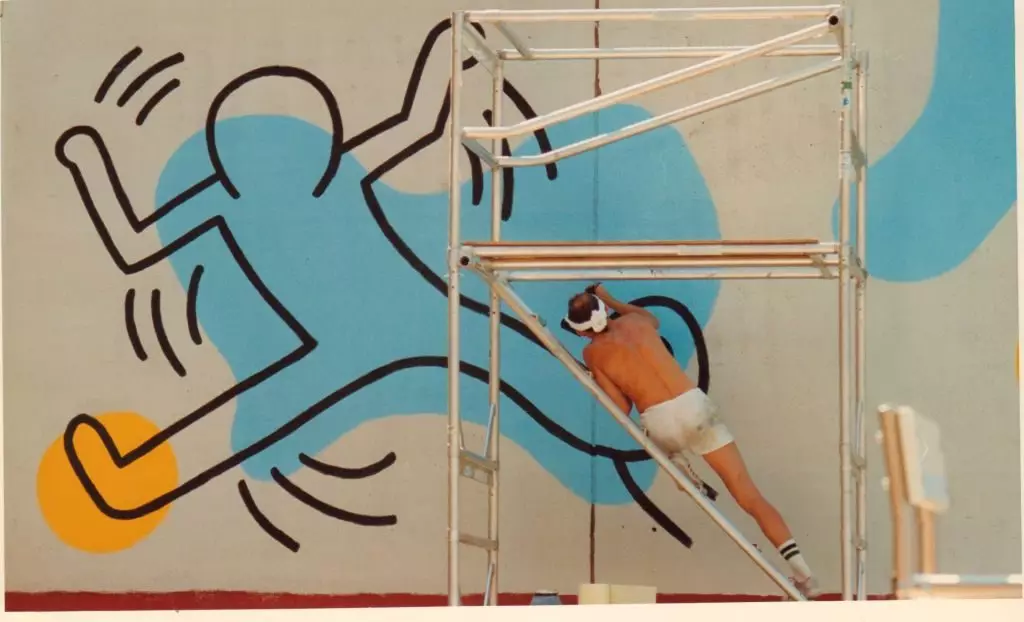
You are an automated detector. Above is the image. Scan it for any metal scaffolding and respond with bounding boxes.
[446,4,868,604]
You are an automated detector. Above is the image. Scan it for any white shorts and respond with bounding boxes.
[639,388,734,457]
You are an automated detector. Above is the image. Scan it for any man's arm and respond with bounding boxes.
[584,350,633,415]
[590,283,660,330]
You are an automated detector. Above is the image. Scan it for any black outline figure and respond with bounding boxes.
[53,19,715,552]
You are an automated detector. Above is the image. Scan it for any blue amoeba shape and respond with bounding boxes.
[153,104,719,505]
[832,0,1015,282]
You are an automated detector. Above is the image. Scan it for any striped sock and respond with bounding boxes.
[778,539,813,582]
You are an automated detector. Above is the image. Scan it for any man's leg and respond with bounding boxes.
[702,441,819,597]
[702,441,792,546]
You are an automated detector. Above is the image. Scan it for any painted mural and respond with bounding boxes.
[3,0,1020,609]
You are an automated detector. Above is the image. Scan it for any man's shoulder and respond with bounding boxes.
[582,342,604,365]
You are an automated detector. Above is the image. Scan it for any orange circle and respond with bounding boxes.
[36,411,178,553]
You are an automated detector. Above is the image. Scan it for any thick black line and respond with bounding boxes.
[481,109,515,221]
[124,288,147,361]
[206,67,342,200]
[186,265,204,345]
[95,47,143,104]
[499,80,558,181]
[462,144,484,206]
[136,79,181,126]
[271,468,397,527]
[298,451,396,479]
[117,52,185,107]
[151,289,186,377]
[237,480,301,552]
[614,458,693,549]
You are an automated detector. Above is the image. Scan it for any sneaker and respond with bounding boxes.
[792,576,821,600]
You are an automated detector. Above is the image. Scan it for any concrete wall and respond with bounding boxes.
[2,0,1019,609]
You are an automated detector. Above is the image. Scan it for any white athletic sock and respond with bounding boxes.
[778,539,813,581]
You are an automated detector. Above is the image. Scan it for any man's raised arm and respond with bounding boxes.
[589,283,659,330]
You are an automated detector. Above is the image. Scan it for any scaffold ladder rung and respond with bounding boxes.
[460,533,499,552]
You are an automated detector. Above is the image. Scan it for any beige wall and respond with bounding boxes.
[2,0,1019,603]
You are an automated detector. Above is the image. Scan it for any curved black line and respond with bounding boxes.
[135,79,181,126]
[117,52,185,107]
[298,451,396,479]
[150,289,186,378]
[462,144,484,206]
[481,110,515,221]
[96,47,143,104]
[500,80,558,181]
[614,459,693,548]
[186,265,204,345]
[124,288,147,361]
[206,66,343,199]
[271,468,397,527]
[498,137,515,221]
[237,480,300,552]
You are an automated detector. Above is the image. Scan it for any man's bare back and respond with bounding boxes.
[583,313,696,414]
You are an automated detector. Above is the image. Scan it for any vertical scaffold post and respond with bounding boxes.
[447,9,465,608]
[485,55,504,607]
[854,49,869,601]
[836,2,855,602]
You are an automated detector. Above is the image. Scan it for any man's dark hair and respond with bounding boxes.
[567,292,599,325]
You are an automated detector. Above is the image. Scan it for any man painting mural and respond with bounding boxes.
[565,283,819,599]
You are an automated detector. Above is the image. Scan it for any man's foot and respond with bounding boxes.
[792,576,820,600]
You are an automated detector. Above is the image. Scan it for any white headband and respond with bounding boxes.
[565,298,609,333]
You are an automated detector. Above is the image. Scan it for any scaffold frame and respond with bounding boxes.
[446,3,868,605]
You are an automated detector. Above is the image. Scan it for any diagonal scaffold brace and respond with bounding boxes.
[471,268,807,601]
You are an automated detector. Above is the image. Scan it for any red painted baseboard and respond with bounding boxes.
[4,591,895,611]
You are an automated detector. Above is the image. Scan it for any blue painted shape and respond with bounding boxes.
[154,104,719,505]
[832,0,1016,282]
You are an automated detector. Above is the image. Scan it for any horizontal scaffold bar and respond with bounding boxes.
[495,268,837,281]
[457,239,867,282]
[498,44,841,61]
[464,6,841,23]
[462,238,838,258]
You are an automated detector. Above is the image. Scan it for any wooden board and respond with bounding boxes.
[464,238,820,248]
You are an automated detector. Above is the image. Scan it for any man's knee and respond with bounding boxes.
[727,483,763,514]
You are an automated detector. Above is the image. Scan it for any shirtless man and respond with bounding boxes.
[565,283,820,599]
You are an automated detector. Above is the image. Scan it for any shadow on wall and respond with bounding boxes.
[37,0,1016,557]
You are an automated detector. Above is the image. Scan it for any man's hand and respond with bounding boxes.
[586,282,610,301]
[587,283,660,330]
